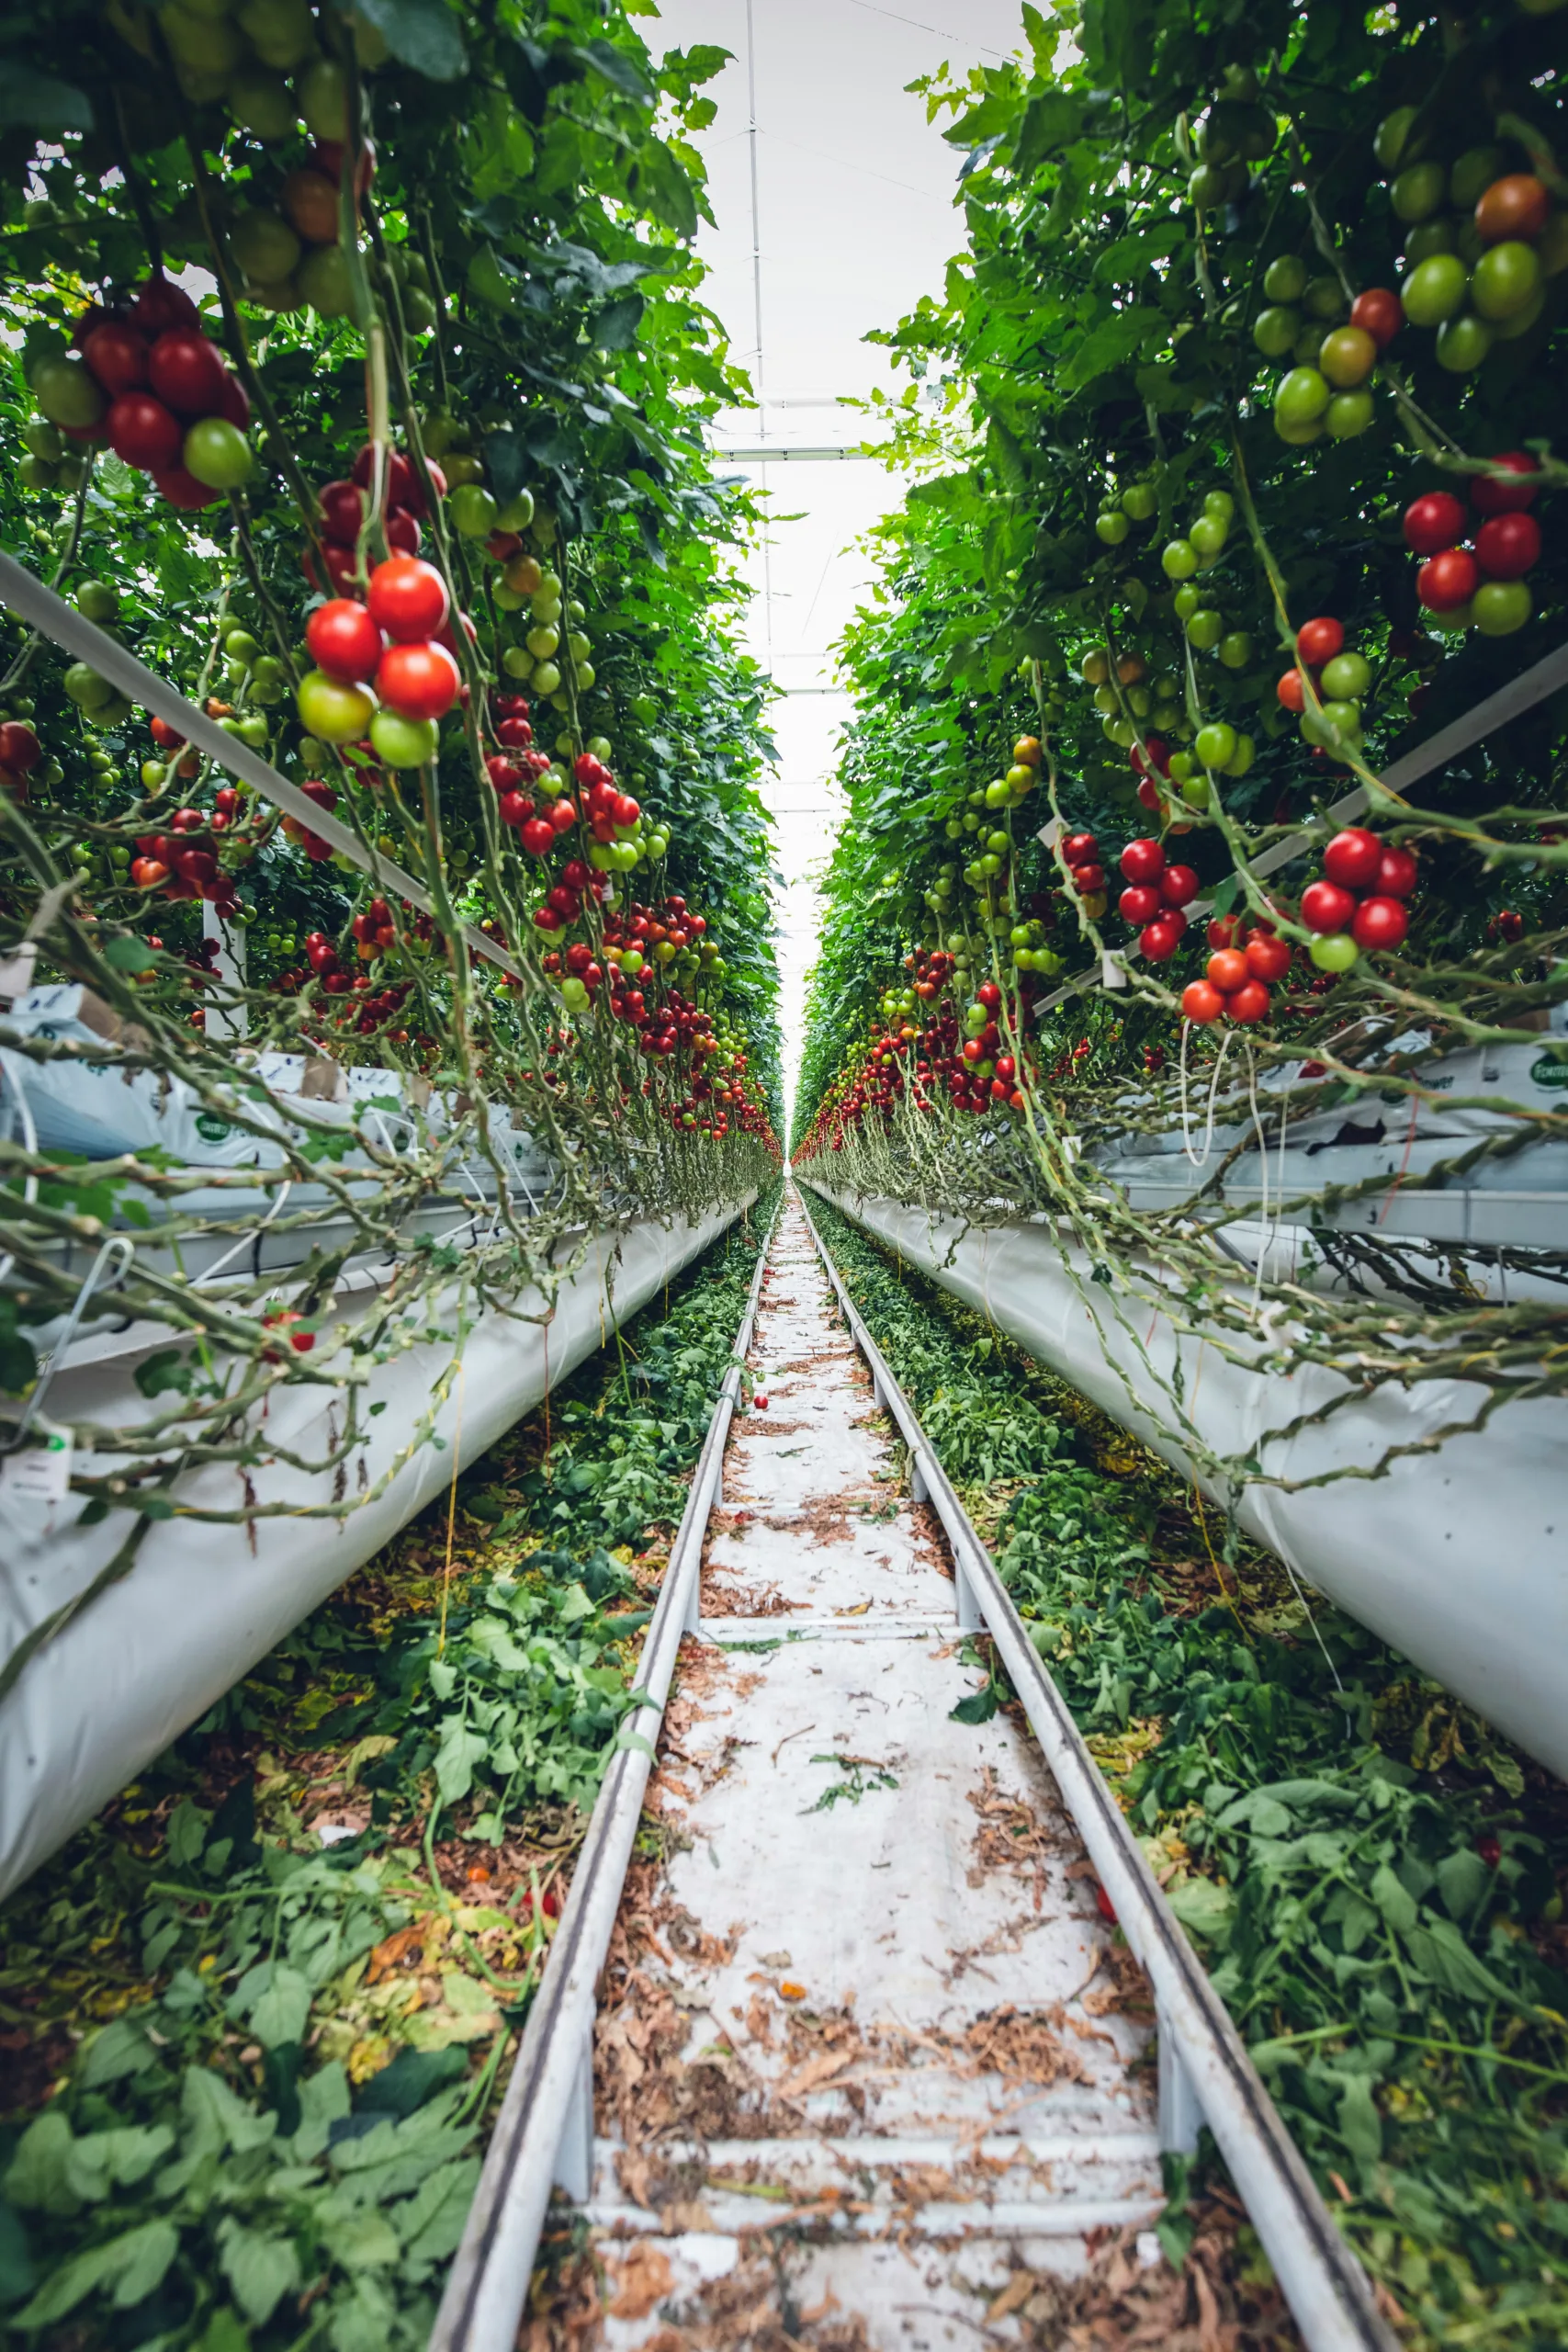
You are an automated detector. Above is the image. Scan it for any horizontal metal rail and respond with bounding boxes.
[794,1185,1398,2352]
[429,1206,777,2352]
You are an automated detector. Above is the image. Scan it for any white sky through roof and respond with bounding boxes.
[651,0,1029,1124]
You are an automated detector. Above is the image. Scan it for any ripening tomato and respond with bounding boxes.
[1376,845,1418,899]
[1182,978,1224,1023]
[1120,884,1163,925]
[1276,668,1307,713]
[1160,864,1200,908]
[82,320,148,395]
[1295,616,1345,666]
[107,390,183,472]
[1301,878,1356,933]
[306,598,384,683]
[1245,932,1292,983]
[1417,547,1480,612]
[1470,451,1540,514]
[1119,836,1166,885]
[1474,173,1549,245]
[367,555,449,641]
[1475,511,1541,580]
[548,797,578,833]
[1352,895,1409,951]
[1140,915,1185,960]
[1403,491,1466,556]
[376,639,459,721]
[0,722,40,774]
[1226,978,1272,1024]
[1323,827,1383,889]
[1206,948,1248,993]
[148,329,231,418]
[1349,287,1403,347]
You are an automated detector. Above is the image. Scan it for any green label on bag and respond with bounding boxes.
[195,1113,232,1141]
[1529,1056,1568,1089]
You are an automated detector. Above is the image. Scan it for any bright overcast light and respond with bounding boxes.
[652,0,1030,1124]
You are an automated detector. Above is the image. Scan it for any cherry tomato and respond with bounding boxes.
[153,464,225,511]
[1377,845,1418,898]
[1295,616,1344,666]
[375,639,459,722]
[385,507,423,556]
[520,816,556,855]
[0,723,40,774]
[1349,287,1404,347]
[1470,452,1540,514]
[82,320,148,395]
[302,539,360,596]
[306,598,384,683]
[548,797,578,833]
[318,479,365,545]
[1182,979,1224,1023]
[1417,547,1479,612]
[216,370,249,431]
[1301,878,1356,933]
[1475,511,1540,580]
[367,554,449,642]
[1205,948,1247,992]
[1206,914,1241,949]
[352,445,417,507]
[497,790,534,826]
[107,390,183,472]
[1276,669,1307,713]
[148,328,231,418]
[1226,978,1272,1023]
[133,275,201,334]
[1062,831,1098,865]
[1072,863,1107,894]
[1245,933,1292,983]
[1119,836,1166,885]
[1403,491,1466,556]
[1140,915,1185,960]
[1351,895,1409,952]
[1120,884,1162,925]
[282,167,340,243]
[1474,173,1549,245]
[1323,827,1383,889]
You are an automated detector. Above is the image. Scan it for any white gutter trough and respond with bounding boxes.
[801,1180,1568,1784]
[0,1196,752,1899]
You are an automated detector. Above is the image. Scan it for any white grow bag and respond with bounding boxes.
[0,1197,750,1899]
[803,1180,1568,1782]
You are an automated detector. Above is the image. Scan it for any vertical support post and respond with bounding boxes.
[953,1554,984,1634]
[909,1453,929,1505]
[1158,2010,1203,2154]
[202,903,248,1041]
[871,1371,886,1411]
[552,2031,595,2202]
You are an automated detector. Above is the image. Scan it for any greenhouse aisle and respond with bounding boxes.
[563,1192,1164,2346]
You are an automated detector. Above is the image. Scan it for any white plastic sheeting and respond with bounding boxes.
[0,1198,750,1899]
[803,1181,1568,1783]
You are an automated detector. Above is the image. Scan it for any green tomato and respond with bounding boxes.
[1472,579,1531,637]
[18,455,54,492]
[1224,731,1256,776]
[1105,716,1136,750]
[1401,253,1470,325]
[238,0,318,67]
[532,660,562,696]
[1392,161,1447,223]
[77,580,118,624]
[1173,582,1202,621]
[85,694,133,729]
[299,243,354,319]
[1303,277,1343,322]
[1472,240,1541,321]
[1309,931,1359,972]
[63,661,114,711]
[1374,107,1417,171]
[1195,720,1236,770]
[986,829,1010,854]
[1189,164,1230,210]
[230,208,300,284]
[526,624,560,662]
[224,628,260,665]
[1274,366,1331,427]
[1428,599,1473,634]
[566,629,591,664]
[296,668,373,744]
[229,69,299,142]
[369,708,440,768]
[1320,650,1371,700]
[1325,389,1375,439]
[1162,537,1199,580]
[559,975,589,1010]
[502,647,533,680]
[495,490,536,531]
[1434,312,1494,372]
[1494,286,1546,341]
[1190,513,1229,561]
[1096,510,1130,544]
[1181,772,1211,808]
[985,777,1011,807]
[161,5,243,73]
[22,416,62,461]
[1204,490,1235,523]
[1450,146,1508,209]
[448,483,499,538]
[141,757,165,787]
[235,712,269,748]
[1154,701,1183,734]
[1186,608,1224,651]
[1092,683,1119,713]
[1252,304,1301,357]
[1122,481,1156,520]
[1218,630,1253,670]
[574,661,596,691]
[183,418,252,489]
[1263,254,1309,303]
[1404,216,1457,266]
[299,58,349,141]
[31,354,104,431]
[1127,685,1152,718]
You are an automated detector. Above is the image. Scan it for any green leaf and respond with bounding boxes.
[1058,307,1162,395]
[245,1964,312,2050]
[353,0,467,80]
[950,1681,999,1724]
[1166,1875,1234,1944]
[480,431,527,505]
[593,293,645,351]
[0,2202,36,2309]
[102,935,157,974]
[1369,1861,1418,1936]
[580,38,653,102]
[1337,2073,1382,2165]
[13,2219,178,2327]
[1405,1917,1519,2007]
[217,2221,301,2326]
[1013,89,1083,174]
[633,141,698,240]
[134,1350,194,1399]
[1435,1847,1491,1925]
[4,2112,77,2216]
[434,1720,488,1804]
[0,67,93,131]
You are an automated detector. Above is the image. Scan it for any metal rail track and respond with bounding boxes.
[430,1186,1396,2352]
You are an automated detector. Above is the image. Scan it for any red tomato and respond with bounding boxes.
[1376,845,1418,899]
[1417,547,1479,612]
[306,598,384,683]
[498,791,534,827]
[1403,491,1466,556]
[1475,511,1540,580]
[153,464,224,510]
[1245,933,1292,983]
[1140,915,1185,960]
[1295,616,1344,666]
[1160,864,1200,908]
[547,884,580,920]
[150,717,186,751]
[148,329,231,418]
[1476,1832,1502,1870]
[1206,947,1248,992]
[1094,1883,1118,1925]
[1301,878,1356,933]
[302,539,360,596]
[520,816,556,855]
[1182,978,1224,1023]
[1276,669,1307,713]
[1323,827,1383,889]
[1119,884,1162,925]
[1062,831,1098,865]
[1470,452,1540,515]
[367,555,449,641]
[486,753,525,792]
[107,390,183,472]
[977,979,1002,1008]
[1206,914,1241,949]
[133,275,201,334]
[548,798,578,833]
[613,793,640,826]
[352,445,417,507]
[385,507,422,556]
[310,138,377,196]
[82,320,148,394]
[1119,836,1166,885]
[0,722,40,774]
[497,717,535,750]
[1351,894,1409,952]
[1131,733,1168,778]
[1226,978,1271,1023]
[376,639,459,722]
[1474,173,1549,245]
[1072,863,1107,895]
[318,479,365,545]
[1136,775,1163,813]
[1349,287,1403,348]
